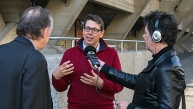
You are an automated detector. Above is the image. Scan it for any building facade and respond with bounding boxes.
[0,0,193,54]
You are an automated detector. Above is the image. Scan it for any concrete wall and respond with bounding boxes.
[0,13,5,33]
[0,24,17,45]
[46,51,152,109]
[91,0,134,13]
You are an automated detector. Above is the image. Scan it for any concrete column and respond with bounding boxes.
[104,0,150,40]
[91,0,134,13]
[160,0,180,13]
[172,0,193,25]
[0,13,5,33]
[177,7,193,39]
[46,0,88,37]
[180,21,193,50]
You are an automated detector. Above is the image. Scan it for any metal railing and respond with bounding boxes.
[49,37,145,53]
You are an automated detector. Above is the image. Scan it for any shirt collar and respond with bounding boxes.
[83,41,100,52]
[22,36,37,50]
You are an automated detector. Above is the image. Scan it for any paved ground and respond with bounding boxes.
[178,52,193,109]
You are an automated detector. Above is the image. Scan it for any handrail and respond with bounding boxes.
[49,37,145,53]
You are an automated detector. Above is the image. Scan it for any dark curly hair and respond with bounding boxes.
[16,6,53,40]
[143,10,178,46]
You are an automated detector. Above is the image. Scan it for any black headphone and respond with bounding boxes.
[152,15,162,42]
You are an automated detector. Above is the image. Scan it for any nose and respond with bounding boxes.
[88,29,93,34]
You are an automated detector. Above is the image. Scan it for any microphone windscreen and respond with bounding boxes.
[84,46,96,56]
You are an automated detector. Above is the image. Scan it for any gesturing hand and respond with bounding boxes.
[80,70,103,88]
[53,60,74,80]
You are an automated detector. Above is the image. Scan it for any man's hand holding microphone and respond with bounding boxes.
[88,58,104,72]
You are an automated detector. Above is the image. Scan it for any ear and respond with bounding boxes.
[42,28,49,38]
[99,30,104,38]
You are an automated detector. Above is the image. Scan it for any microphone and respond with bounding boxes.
[84,46,116,101]
[84,46,100,70]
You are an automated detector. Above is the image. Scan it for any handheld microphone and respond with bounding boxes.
[84,46,116,101]
[84,46,100,70]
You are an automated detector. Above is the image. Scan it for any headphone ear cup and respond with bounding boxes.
[152,29,162,42]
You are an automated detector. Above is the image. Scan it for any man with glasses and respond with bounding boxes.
[52,14,123,109]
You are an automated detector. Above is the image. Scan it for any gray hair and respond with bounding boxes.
[16,6,53,40]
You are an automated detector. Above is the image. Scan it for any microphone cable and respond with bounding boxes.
[95,68,116,102]
[84,56,118,109]
[83,55,116,101]
[95,68,119,109]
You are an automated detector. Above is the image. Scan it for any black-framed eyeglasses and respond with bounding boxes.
[84,26,102,34]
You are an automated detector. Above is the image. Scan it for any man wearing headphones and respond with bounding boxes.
[89,10,186,109]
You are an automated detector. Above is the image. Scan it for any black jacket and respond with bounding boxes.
[0,36,53,109]
[101,47,186,109]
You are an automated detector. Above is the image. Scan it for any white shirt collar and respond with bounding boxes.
[83,41,100,52]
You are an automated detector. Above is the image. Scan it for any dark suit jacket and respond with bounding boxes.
[0,36,53,109]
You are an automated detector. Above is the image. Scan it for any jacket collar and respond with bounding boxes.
[142,46,175,73]
[152,46,173,61]
[14,36,35,49]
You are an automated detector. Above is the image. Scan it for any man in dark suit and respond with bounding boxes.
[0,6,53,109]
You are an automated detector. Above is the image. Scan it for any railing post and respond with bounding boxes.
[135,42,137,52]
[72,40,75,47]
[121,42,123,53]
